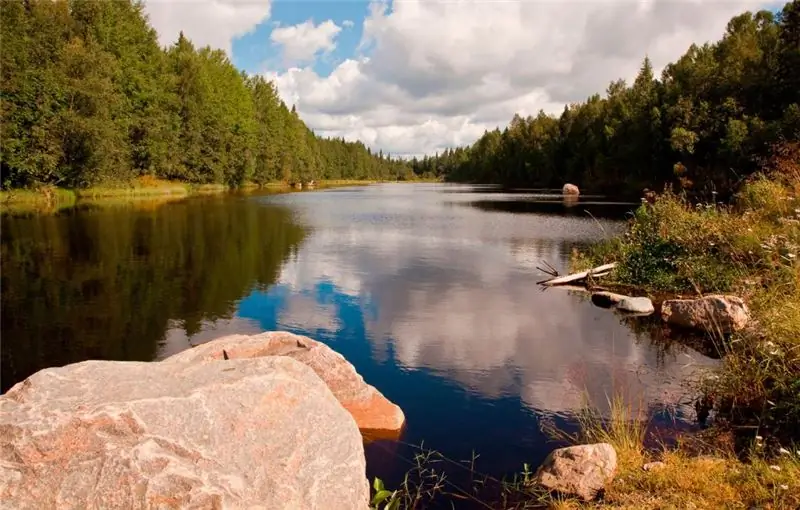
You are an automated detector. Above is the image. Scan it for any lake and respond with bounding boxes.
[0,183,717,497]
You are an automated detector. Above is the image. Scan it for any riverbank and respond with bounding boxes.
[558,144,800,506]
[0,177,439,213]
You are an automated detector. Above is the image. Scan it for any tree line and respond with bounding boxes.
[411,1,800,198]
[0,0,411,190]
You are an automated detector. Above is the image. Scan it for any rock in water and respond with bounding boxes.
[535,443,617,501]
[0,358,369,510]
[661,295,749,333]
[591,291,624,309]
[562,183,580,195]
[617,296,655,314]
[590,292,654,315]
[164,332,406,439]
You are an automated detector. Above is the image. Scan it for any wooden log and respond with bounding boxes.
[538,262,617,287]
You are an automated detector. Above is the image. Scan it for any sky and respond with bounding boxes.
[142,0,778,158]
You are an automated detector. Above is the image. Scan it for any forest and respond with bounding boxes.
[411,1,800,199]
[0,0,411,190]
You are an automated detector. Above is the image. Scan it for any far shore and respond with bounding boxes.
[0,177,442,213]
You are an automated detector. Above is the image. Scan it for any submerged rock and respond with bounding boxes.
[562,183,580,195]
[591,292,654,315]
[591,291,624,308]
[0,357,369,510]
[165,332,406,439]
[536,443,617,501]
[661,295,749,333]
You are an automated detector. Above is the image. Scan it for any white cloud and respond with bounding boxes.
[267,0,771,156]
[342,19,355,29]
[270,19,342,65]
[143,0,272,54]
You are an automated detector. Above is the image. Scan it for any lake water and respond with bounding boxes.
[0,183,717,497]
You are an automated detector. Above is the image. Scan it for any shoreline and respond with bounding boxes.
[0,178,443,213]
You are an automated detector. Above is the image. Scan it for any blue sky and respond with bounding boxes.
[232,1,374,76]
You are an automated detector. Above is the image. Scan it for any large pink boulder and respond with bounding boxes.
[164,332,406,440]
[0,357,369,509]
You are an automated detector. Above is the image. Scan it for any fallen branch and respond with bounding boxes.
[536,264,559,278]
[538,262,617,287]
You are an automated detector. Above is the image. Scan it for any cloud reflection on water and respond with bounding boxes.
[265,184,717,419]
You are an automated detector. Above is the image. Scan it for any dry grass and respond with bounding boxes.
[76,176,192,198]
[598,447,800,509]
[0,186,76,212]
[542,394,800,509]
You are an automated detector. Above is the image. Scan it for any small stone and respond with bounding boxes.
[591,291,624,309]
[536,443,617,501]
[617,296,655,315]
[590,292,654,315]
[642,461,666,472]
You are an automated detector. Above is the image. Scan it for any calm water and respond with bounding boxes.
[1,183,716,493]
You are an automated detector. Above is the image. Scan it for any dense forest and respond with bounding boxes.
[0,0,411,190]
[411,1,800,198]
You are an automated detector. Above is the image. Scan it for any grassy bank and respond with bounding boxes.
[0,177,418,214]
[547,398,800,509]
[573,143,800,443]
[370,398,800,509]
[557,145,800,505]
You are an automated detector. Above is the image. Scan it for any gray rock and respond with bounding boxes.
[591,291,624,308]
[164,332,405,439]
[617,296,655,315]
[0,358,369,510]
[536,443,617,501]
[661,295,749,333]
[590,292,654,315]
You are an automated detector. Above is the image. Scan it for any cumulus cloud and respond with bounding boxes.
[271,19,343,65]
[143,0,271,54]
[267,0,770,156]
[342,19,355,29]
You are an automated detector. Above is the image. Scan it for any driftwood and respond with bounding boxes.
[538,262,617,287]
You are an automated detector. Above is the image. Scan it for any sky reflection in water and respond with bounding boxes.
[158,184,717,482]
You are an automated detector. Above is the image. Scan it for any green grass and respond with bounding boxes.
[0,187,77,214]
